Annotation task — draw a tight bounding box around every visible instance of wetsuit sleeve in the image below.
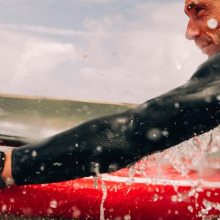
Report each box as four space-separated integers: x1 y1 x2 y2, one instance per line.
12 54 220 185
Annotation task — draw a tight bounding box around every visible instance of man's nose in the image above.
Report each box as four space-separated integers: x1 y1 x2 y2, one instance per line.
185 20 201 40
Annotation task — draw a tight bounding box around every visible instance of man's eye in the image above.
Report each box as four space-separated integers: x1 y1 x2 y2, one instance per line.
195 7 204 13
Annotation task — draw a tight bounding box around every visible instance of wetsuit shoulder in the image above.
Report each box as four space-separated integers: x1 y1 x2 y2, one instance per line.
190 53 220 80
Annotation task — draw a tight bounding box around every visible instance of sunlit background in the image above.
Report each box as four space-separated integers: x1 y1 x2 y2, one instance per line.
0 0 206 104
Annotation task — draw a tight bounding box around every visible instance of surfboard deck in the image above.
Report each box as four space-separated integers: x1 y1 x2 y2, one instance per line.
0 155 219 220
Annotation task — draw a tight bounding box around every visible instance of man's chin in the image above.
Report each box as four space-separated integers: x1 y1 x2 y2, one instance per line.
201 43 212 55
201 44 220 58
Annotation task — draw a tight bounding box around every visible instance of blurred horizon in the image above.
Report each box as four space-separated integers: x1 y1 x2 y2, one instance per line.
0 0 206 104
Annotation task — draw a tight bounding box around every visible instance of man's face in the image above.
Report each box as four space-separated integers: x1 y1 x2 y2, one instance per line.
185 0 220 58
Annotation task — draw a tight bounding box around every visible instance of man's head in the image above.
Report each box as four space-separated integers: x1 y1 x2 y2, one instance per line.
185 0 220 58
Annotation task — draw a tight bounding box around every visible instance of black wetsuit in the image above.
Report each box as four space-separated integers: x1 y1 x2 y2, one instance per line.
12 53 220 186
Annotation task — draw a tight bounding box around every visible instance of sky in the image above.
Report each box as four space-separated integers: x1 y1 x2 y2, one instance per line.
0 0 206 104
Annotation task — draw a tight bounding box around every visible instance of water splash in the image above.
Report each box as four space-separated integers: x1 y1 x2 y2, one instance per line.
127 126 220 218
93 176 99 189
100 179 107 220
92 162 107 220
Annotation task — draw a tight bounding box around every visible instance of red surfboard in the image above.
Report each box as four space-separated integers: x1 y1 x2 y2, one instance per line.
0 139 219 220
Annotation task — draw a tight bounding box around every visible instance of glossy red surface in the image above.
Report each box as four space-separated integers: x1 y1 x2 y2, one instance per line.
0 162 219 220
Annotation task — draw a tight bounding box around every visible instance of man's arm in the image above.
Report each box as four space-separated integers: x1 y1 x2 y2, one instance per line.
4 54 220 186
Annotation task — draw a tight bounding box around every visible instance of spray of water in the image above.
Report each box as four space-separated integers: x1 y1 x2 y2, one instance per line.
100 179 107 220
128 125 220 218
91 126 220 219
92 162 107 220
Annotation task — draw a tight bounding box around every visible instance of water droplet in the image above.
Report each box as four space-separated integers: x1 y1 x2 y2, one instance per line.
2 205 6 212
47 208 53 214
196 186 203 192
76 108 82 113
162 130 169 136
72 206 81 218
146 128 161 141
124 214 131 220
126 178 135 185
205 96 211 103
174 103 180 108
176 64 181 70
154 194 159 201
201 209 208 214
188 206 193 213
206 191 211 197
32 151 37 157
97 146 102 151
207 18 218 29
108 163 119 172
188 188 196 197
83 106 89 111
50 200 57 208
213 202 220 211
203 199 212 211
151 178 157 185
53 162 62 166
171 195 178 202
195 192 199 199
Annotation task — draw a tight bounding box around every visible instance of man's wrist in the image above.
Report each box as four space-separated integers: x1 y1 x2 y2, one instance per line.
1 151 14 186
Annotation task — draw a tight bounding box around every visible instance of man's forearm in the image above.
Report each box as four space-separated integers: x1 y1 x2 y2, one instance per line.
5 54 220 187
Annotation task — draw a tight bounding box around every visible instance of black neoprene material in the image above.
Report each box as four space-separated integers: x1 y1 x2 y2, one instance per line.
12 53 220 185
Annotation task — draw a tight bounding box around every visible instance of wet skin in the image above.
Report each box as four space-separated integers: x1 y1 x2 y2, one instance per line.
185 0 220 58
3 0 220 186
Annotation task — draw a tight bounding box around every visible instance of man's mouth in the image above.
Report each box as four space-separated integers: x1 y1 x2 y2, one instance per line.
197 42 212 51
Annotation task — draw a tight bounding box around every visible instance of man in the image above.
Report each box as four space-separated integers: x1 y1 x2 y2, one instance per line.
1 0 220 187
